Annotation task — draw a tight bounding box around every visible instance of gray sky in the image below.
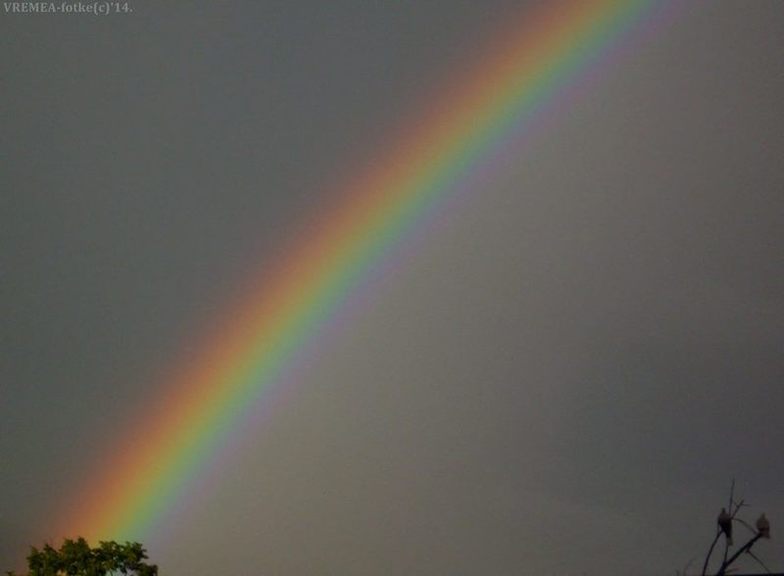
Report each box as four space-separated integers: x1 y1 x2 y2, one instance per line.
2 2 783 575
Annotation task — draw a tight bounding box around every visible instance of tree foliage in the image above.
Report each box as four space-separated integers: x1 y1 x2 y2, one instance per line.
8 538 157 576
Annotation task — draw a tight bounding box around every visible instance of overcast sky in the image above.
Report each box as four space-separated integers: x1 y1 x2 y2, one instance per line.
2 2 783 575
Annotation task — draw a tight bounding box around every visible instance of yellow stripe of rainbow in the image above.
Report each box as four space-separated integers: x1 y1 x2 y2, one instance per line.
56 0 655 542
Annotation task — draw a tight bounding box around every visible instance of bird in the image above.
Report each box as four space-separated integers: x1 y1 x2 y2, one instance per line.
718 508 733 545
756 513 770 539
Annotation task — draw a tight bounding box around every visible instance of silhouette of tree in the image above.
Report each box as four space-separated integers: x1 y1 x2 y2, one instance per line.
700 481 773 576
6 537 157 576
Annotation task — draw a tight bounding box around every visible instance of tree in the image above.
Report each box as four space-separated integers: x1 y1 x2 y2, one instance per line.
7 537 157 576
699 481 773 576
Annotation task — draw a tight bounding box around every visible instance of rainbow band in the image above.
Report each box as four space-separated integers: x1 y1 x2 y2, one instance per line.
58 0 655 542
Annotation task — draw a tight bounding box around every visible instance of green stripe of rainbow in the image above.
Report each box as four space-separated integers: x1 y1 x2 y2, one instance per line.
57 0 655 542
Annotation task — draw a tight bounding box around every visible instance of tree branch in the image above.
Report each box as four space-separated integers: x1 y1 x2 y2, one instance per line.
734 517 757 535
716 533 763 576
746 549 772 574
702 530 722 576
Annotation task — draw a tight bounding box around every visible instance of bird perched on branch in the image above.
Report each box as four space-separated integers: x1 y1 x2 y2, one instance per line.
756 513 770 539
718 507 733 545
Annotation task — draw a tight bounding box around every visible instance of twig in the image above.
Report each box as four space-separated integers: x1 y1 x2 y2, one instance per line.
746 549 772 574
716 533 763 576
702 530 722 576
730 499 746 519
734 517 757 535
729 479 735 512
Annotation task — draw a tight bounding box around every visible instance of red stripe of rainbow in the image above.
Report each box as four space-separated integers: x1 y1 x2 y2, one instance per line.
56 0 655 542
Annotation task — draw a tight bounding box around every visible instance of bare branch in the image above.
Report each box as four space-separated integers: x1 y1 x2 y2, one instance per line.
746 549 772 574
716 533 763 576
730 499 747 519
733 517 757 535
729 479 735 512
702 530 722 576
697 483 772 576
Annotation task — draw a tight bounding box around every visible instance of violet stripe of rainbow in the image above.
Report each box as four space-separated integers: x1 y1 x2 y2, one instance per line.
57 0 654 542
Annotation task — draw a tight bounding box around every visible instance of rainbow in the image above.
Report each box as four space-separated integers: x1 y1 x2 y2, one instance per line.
57 0 658 543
